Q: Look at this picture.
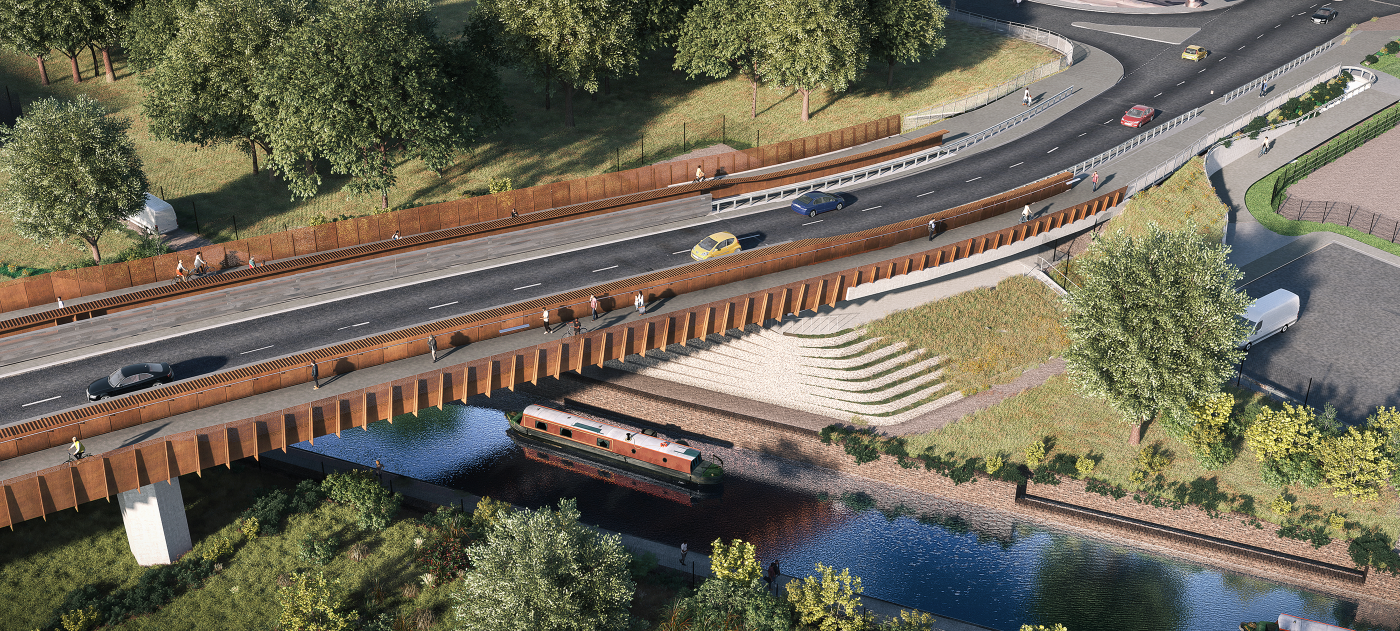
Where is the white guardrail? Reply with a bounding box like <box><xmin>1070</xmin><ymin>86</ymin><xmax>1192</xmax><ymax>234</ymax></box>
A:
<box><xmin>904</xmin><ymin>11</ymin><xmax>1083</xmax><ymax>127</ymax></box>
<box><xmin>712</xmin><ymin>85</ymin><xmax>1076</xmax><ymax>213</ymax></box>
<box><xmin>1223</xmin><ymin>41</ymin><xmax>1336</xmax><ymax>103</ymax></box>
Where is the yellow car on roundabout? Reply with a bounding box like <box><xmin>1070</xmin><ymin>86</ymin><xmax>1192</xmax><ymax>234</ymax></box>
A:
<box><xmin>691</xmin><ymin>231</ymin><xmax>741</xmax><ymax>261</ymax></box>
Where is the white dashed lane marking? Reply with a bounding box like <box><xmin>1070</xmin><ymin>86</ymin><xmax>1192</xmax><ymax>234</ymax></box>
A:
<box><xmin>240</xmin><ymin>345</ymin><xmax>275</xmax><ymax>355</ymax></box>
<box><xmin>513</xmin><ymin>283</ymin><xmax>542</xmax><ymax>290</ymax></box>
<box><xmin>21</xmin><ymin>395</ymin><xmax>61</xmax><ymax>407</ymax></box>
<box><xmin>429</xmin><ymin>301</ymin><xmax>458</xmax><ymax>310</ymax></box>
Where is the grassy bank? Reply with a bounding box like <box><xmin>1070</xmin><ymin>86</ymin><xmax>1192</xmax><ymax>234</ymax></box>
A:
<box><xmin>0</xmin><ymin>9</ymin><xmax>1056</xmax><ymax>270</ymax></box>
<box><xmin>1108</xmin><ymin>157</ymin><xmax>1228</xmax><ymax>240</ymax></box>
<box><xmin>863</xmin><ymin>275</ymin><xmax>1068</xmax><ymax>396</ymax></box>
<box><xmin>1243</xmin><ymin>148</ymin><xmax>1400</xmax><ymax>258</ymax></box>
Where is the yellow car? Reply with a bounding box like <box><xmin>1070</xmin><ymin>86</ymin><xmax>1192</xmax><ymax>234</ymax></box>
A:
<box><xmin>690</xmin><ymin>231</ymin><xmax>741</xmax><ymax>261</ymax></box>
<box><xmin>1182</xmin><ymin>45</ymin><xmax>1208</xmax><ymax>61</ymax></box>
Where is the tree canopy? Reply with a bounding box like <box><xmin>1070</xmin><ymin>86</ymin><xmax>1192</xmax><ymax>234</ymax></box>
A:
<box><xmin>673</xmin><ymin>0</ymin><xmax>764</xmax><ymax>118</ymax></box>
<box><xmin>476</xmin><ymin>0</ymin><xmax>640</xmax><ymax>126</ymax></box>
<box><xmin>252</xmin><ymin>0</ymin><xmax>508</xmax><ymax>207</ymax></box>
<box><xmin>786</xmin><ymin>563</ymin><xmax>873</xmax><ymax>631</ymax></box>
<box><xmin>453</xmin><ymin>499</ymin><xmax>635</xmax><ymax>631</ymax></box>
<box><xmin>122</xmin><ymin>0</ymin><xmax>198</xmax><ymax>72</ymax></box>
<box><xmin>1063</xmin><ymin>223</ymin><xmax>1251</xmax><ymax>445</ymax></box>
<box><xmin>0</xmin><ymin>96</ymin><xmax>148</xmax><ymax>264</ymax></box>
<box><xmin>0</xmin><ymin>0</ymin><xmax>55</xmax><ymax>85</ymax></box>
<box><xmin>867</xmin><ymin>0</ymin><xmax>948</xmax><ymax>86</ymax></box>
<box><xmin>756</xmin><ymin>0</ymin><xmax>869</xmax><ymax>121</ymax></box>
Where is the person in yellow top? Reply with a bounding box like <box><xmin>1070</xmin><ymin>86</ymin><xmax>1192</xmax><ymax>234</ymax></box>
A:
<box><xmin>68</xmin><ymin>436</ymin><xmax>86</xmax><ymax>462</ymax></box>
<box><xmin>694</xmin><ymin>166</ymin><xmax>705</xmax><ymax>182</ymax></box>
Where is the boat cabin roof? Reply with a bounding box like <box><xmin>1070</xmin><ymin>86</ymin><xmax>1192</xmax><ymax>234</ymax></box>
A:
<box><xmin>524</xmin><ymin>405</ymin><xmax>700</xmax><ymax>461</ymax></box>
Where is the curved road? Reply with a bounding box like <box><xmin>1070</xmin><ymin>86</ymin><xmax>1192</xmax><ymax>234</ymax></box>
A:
<box><xmin>2</xmin><ymin>0</ymin><xmax>1387</xmax><ymax>421</ymax></box>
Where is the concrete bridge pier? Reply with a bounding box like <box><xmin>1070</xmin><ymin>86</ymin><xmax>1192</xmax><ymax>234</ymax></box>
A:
<box><xmin>117</xmin><ymin>478</ymin><xmax>192</xmax><ymax>565</ymax></box>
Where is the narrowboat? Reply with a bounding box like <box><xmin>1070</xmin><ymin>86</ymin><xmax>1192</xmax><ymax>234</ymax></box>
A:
<box><xmin>516</xmin><ymin>442</ymin><xmax>713</xmax><ymax>504</ymax></box>
<box><xmin>506</xmin><ymin>404</ymin><xmax>724</xmax><ymax>490</ymax></box>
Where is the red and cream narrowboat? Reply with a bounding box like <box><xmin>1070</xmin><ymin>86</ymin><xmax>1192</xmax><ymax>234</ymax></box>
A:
<box><xmin>506</xmin><ymin>404</ymin><xmax>723</xmax><ymax>489</ymax></box>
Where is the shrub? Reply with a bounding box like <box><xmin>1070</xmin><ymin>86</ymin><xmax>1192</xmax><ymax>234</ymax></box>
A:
<box><xmin>298</xmin><ymin>534</ymin><xmax>340</xmax><ymax>566</ymax></box>
<box><xmin>322</xmin><ymin>470</ymin><xmax>400</xmax><ymax>531</ymax></box>
<box><xmin>1386</xmin><ymin>40</ymin><xmax>1400</xmax><ymax>54</ymax></box>
<box><xmin>238</xmin><ymin>484</ymin><xmax>323</xmax><ymax>536</ymax></box>
<box><xmin>710</xmin><ymin>539</ymin><xmax>762</xmax><ymax>585</ymax></box>
<box><xmin>1349</xmin><ymin>529</ymin><xmax>1400</xmax><ymax>573</ymax></box>
<box><xmin>1271</xmin><ymin>494</ymin><xmax>1294</xmax><ymax>516</ymax></box>
<box><xmin>415</xmin><ymin>535</ymin><xmax>470</xmax><ymax>578</ymax></box>
<box><xmin>277</xmin><ymin>572</ymin><xmax>358</xmax><ymax>631</ymax></box>
<box><xmin>1366</xmin><ymin>54</ymin><xmax>1381</xmax><ymax>65</ymax></box>
<box><xmin>59</xmin><ymin>606</ymin><xmax>100</xmax><ymax>631</ymax></box>
<box><xmin>470</xmin><ymin>496</ymin><xmax>514</xmax><ymax>540</ymax></box>
<box><xmin>241</xmin><ymin>517</ymin><xmax>261</xmax><ymax>539</ymax></box>
<box><xmin>1024</xmin><ymin>441</ymin><xmax>1046</xmax><ymax>467</ymax></box>
<box><xmin>1129</xmin><ymin>445</ymin><xmax>1171</xmax><ymax>485</ymax></box>
<box><xmin>202</xmin><ymin>536</ymin><xmax>236</xmax><ymax>562</ymax></box>
<box><xmin>1075</xmin><ymin>455</ymin><xmax>1097</xmax><ymax>478</ymax></box>
<box><xmin>629</xmin><ymin>550</ymin><xmax>659</xmax><ymax>581</ymax></box>
<box><xmin>347</xmin><ymin>542</ymin><xmax>370</xmax><ymax>561</ymax></box>
<box><xmin>1328</xmin><ymin>513</ymin><xmax>1347</xmax><ymax>531</ymax></box>
<box><xmin>1186</xmin><ymin>394</ymin><xmax>1237</xmax><ymax>470</ymax></box>
<box><xmin>985</xmin><ymin>454</ymin><xmax>1004</xmax><ymax>475</ymax></box>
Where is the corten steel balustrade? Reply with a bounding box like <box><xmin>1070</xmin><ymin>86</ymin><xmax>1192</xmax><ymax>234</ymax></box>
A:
<box><xmin>0</xmin><ymin>183</ymin><xmax>1129</xmax><ymax>527</ymax></box>
<box><xmin>0</xmin><ymin>126</ymin><xmax>945</xmax><ymax>335</ymax></box>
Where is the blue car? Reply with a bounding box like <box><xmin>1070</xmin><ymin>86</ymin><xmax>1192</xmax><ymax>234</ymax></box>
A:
<box><xmin>790</xmin><ymin>191</ymin><xmax>844</xmax><ymax>217</ymax></box>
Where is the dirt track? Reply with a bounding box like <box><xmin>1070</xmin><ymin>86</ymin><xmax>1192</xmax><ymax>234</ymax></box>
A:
<box><xmin>1286</xmin><ymin>113</ymin><xmax>1400</xmax><ymax>222</ymax></box>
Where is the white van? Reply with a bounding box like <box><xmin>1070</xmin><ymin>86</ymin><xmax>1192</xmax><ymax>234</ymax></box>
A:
<box><xmin>1239</xmin><ymin>289</ymin><xmax>1300</xmax><ymax>349</ymax></box>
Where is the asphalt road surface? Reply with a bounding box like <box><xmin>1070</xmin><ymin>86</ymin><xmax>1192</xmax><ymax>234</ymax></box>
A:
<box><xmin>2</xmin><ymin>0</ymin><xmax>1388</xmax><ymax>422</ymax></box>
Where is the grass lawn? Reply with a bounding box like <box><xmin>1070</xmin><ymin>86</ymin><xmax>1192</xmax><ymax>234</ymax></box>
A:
<box><xmin>0</xmin><ymin>10</ymin><xmax>1056</xmax><ymax>270</ymax></box>
<box><xmin>902</xmin><ymin>374</ymin><xmax>1400</xmax><ymax>540</ymax></box>
<box><xmin>864</xmin><ymin>275</ymin><xmax>1068</xmax><ymax>396</ymax></box>
<box><xmin>1241</xmin><ymin>110</ymin><xmax>1400</xmax><ymax>259</ymax></box>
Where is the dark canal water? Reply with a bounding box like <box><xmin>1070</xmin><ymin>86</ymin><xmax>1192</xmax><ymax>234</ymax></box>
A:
<box><xmin>294</xmin><ymin>405</ymin><xmax>1378</xmax><ymax>631</ymax></box>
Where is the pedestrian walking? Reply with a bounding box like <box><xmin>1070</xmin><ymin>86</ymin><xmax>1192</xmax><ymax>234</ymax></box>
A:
<box><xmin>768</xmin><ymin>560</ymin><xmax>780</xmax><ymax>594</ymax></box>
<box><xmin>634</xmin><ymin>292</ymin><xmax>646</xmax><ymax>315</ymax></box>
<box><xmin>248</xmin><ymin>256</ymin><xmax>256</xmax><ymax>269</ymax></box>
<box><xmin>1259</xmin><ymin>136</ymin><xmax>1270</xmax><ymax>157</ymax></box>
<box><xmin>67</xmin><ymin>436</ymin><xmax>85</xmax><ymax>462</ymax></box>
<box><xmin>176</xmin><ymin>259</ymin><xmax>187</xmax><ymax>282</ymax></box>
<box><xmin>1259</xmin><ymin>81</ymin><xmax>1268</xmax><ymax>98</ymax></box>
<box><xmin>192</xmin><ymin>251</ymin><xmax>206</xmax><ymax>275</ymax></box>
<box><xmin>56</xmin><ymin>296</ymin><xmax>64</xmax><ymax>309</ymax></box>
<box><xmin>1021</xmin><ymin>205</ymin><xmax>1031</xmax><ymax>222</ymax></box>
<box><xmin>510</xmin><ymin>208</ymin><xmax>519</xmax><ymax>218</ymax></box>
<box><xmin>589</xmin><ymin>294</ymin><xmax>600</xmax><ymax>320</ymax></box>
<box><xmin>571</xmin><ymin>319</ymin><xmax>582</xmax><ymax>337</ymax></box>
<box><xmin>928</xmin><ymin>218</ymin><xmax>938</xmax><ymax>241</ymax></box>
<box><xmin>429</xmin><ymin>335</ymin><xmax>438</xmax><ymax>363</ymax></box>
<box><xmin>694</xmin><ymin>166</ymin><xmax>705</xmax><ymax>183</ymax></box>
<box><xmin>1023</xmin><ymin>87</ymin><xmax>1032</xmax><ymax>107</ymax></box>
<box><xmin>375</xmin><ymin>459</ymin><xmax>384</xmax><ymax>480</ymax></box>
<box><xmin>542</xmin><ymin>307</ymin><xmax>551</xmax><ymax>334</ymax></box>
<box><xmin>311</xmin><ymin>362</ymin><xmax>319</xmax><ymax>389</ymax></box>
<box><xmin>679</xmin><ymin>542</ymin><xmax>689</xmax><ymax>564</ymax></box>
<box><xmin>1091</xmin><ymin>170</ymin><xmax>1100</xmax><ymax>192</ymax></box>
<box><xmin>392</xmin><ymin>230</ymin><xmax>400</xmax><ymax>240</ymax></box>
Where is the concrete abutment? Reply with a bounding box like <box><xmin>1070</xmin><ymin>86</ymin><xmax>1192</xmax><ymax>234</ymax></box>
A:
<box><xmin>117</xmin><ymin>478</ymin><xmax>192</xmax><ymax>566</ymax></box>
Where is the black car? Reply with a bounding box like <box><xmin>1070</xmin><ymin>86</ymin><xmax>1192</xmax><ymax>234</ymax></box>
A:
<box><xmin>1312</xmin><ymin>7</ymin><xmax>1337</xmax><ymax>23</ymax></box>
<box><xmin>87</xmin><ymin>363</ymin><xmax>174</xmax><ymax>401</ymax></box>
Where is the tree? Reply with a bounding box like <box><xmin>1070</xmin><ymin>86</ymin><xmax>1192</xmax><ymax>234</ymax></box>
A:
<box><xmin>709</xmin><ymin>538</ymin><xmax>762</xmax><ymax>584</ymax></box>
<box><xmin>786</xmin><ymin>563</ymin><xmax>872</xmax><ymax>631</ymax></box>
<box><xmin>277</xmin><ymin>572</ymin><xmax>358</xmax><ymax>631</ymax></box>
<box><xmin>122</xmin><ymin>0</ymin><xmax>197</xmax><ymax>72</ymax></box>
<box><xmin>756</xmin><ymin>0</ymin><xmax>869</xmax><ymax>122</ymax></box>
<box><xmin>253</xmin><ymin>0</ymin><xmax>508</xmax><ymax>208</ymax></box>
<box><xmin>454</xmin><ymin>499</ymin><xmax>635</xmax><ymax>631</ymax></box>
<box><xmin>1317</xmin><ymin>427</ymin><xmax>1396</xmax><ymax>501</ymax></box>
<box><xmin>84</xmin><ymin>0</ymin><xmax>128</xmax><ymax>82</ymax></box>
<box><xmin>0</xmin><ymin>96</ymin><xmax>147</xmax><ymax>264</ymax></box>
<box><xmin>1243</xmin><ymin>403</ymin><xmax>1323</xmax><ymax>487</ymax></box>
<box><xmin>867</xmin><ymin>0</ymin><xmax>948</xmax><ymax>86</ymax></box>
<box><xmin>477</xmin><ymin>0</ymin><xmax>639</xmax><ymax>126</ymax></box>
<box><xmin>678</xmin><ymin>576</ymin><xmax>793</xmax><ymax>631</ymax></box>
<box><xmin>321</xmin><ymin>470</ymin><xmax>401</xmax><ymax>531</ymax></box>
<box><xmin>1063</xmin><ymin>223</ymin><xmax>1251</xmax><ymax>445</ymax></box>
<box><xmin>0</xmin><ymin>0</ymin><xmax>53</xmax><ymax>85</ymax></box>
<box><xmin>140</xmin><ymin>0</ymin><xmax>304</xmax><ymax>175</ymax></box>
<box><xmin>45</xmin><ymin>0</ymin><xmax>101</xmax><ymax>83</ymax></box>
<box><xmin>673</xmin><ymin>0</ymin><xmax>765</xmax><ymax>118</ymax></box>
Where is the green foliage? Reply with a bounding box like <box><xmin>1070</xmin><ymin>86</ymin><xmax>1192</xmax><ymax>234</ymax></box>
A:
<box><xmin>786</xmin><ymin>563</ymin><xmax>872</xmax><ymax>631</ymax></box>
<box><xmin>239</xmin><ymin>480</ymin><xmax>325</xmax><ymax>535</ymax></box>
<box><xmin>886</xmin><ymin>610</ymin><xmax>938</xmax><ymax>631</ymax></box>
<box><xmin>985</xmin><ymin>454</ymin><xmax>1004</xmax><ymax>476</ymax></box>
<box><xmin>201</xmin><ymin>536</ymin><xmax>237</xmax><ymax>562</ymax></box>
<box><xmin>821</xmin><ymin>425</ymin><xmax>981</xmax><ymax>484</ymax></box>
<box><xmin>1367</xmin><ymin>54</ymin><xmax>1382</xmax><ymax>65</ymax></box>
<box><xmin>1085</xmin><ymin>478</ymin><xmax>1127</xmax><ymax>500</ymax></box>
<box><xmin>110</xmin><ymin>231</ymin><xmax>174</xmax><ymax>263</ymax></box>
<box><xmin>1317</xmin><ymin>427</ymin><xmax>1396</xmax><ymax>501</ymax></box>
<box><xmin>298</xmin><ymin>534</ymin><xmax>340</xmax><ymax>566</ymax></box>
<box><xmin>255</xmin><ymin>0</ymin><xmax>508</xmax><ymax>207</ymax></box>
<box><xmin>1129</xmin><ymin>445</ymin><xmax>1172</xmax><ymax>486</ymax></box>
<box><xmin>1385</xmin><ymin>40</ymin><xmax>1400</xmax><ymax>54</ymax></box>
<box><xmin>1024</xmin><ymin>441</ymin><xmax>1047</xmax><ymax>467</ymax></box>
<box><xmin>45</xmin><ymin>557</ymin><xmax>216</xmax><ymax>629</ymax></box>
<box><xmin>1020</xmin><ymin>625</ymin><xmax>1069</xmax><ymax>631</ymax></box>
<box><xmin>277</xmin><ymin>571</ymin><xmax>358</xmax><ymax>631</ymax></box>
<box><xmin>416</xmin><ymin>535</ymin><xmax>471</xmax><ymax>579</ymax></box>
<box><xmin>1271</xmin><ymin>494</ymin><xmax>1294</xmax><ymax>516</ymax></box>
<box><xmin>471</xmin><ymin>496</ymin><xmax>515</xmax><ymax>540</ymax></box>
<box><xmin>1075</xmin><ymin>455</ymin><xmax>1097</xmax><ymax>479</ymax></box>
<box><xmin>453</xmin><ymin>499</ymin><xmax>635</xmax><ymax>631</ymax></box>
<box><xmin>628</xmin><ymin>550</ymin><xmax>659</xmax><ymax>581</ymax></box>
<box><xmin>710</xmin><ymin>538</ymin><xmax>762</xmax><ymax>585</ymax></box>
<box><xmin>58</xmin><ymin>606</ymin><xmax>100</xmax><ymax>631</ymax></box>
<box><xmin>0</xmin><ymin>96</ymin><xmax>149</xmax><ymax>264</ymax></box>
<box><xmin>1064</xmin><ymin>223</ymin><xmax>1250</xmax><ymax>440</ymax></box>
<box><xmin>674</xmin><ymin>577</ymin><xmax>794</xmax><ymax>631</ymax></box>
<box><xmin>1276</xmin><ymin>522</ymin><xmax>1332</xmax><ymax>549</ymax></box>
<box><xmin>674</xmin><ymin>0</ymin><xmax>765</xmax><ymax>114</ymax></box>
<box><xmin>489</xmin><ymin>176</ymin><xmax>515</xmax><ymax>196</ymax></box>
<box><xmin>867</xmin><ymin>0</ymin><xmax>948</xmax><ymax>84</ymax></box>
<box><xmin>0</xmin><ymin>0</ymin><xmax>56</xmax><ymax>60</ymax></box>
<box><xmin>1245</xmin><ymin>403</ymin><xmax>1324</xmax><ymax>488</ymax></box>
<box><xmin>322</xmin><ymin>470</ymin><xmax>401</xmax><ymax>532</ymax></box>
<box><xmin>756</xmin><ymin>0</ymin><xmax>869</xmax><ymax>121</ymax></box>
<box><xmin>1349</xmin><ymin>529</ymin><xmax>1400</xmax><ymax>573</ymax></box>
<box><xmin>1185</xmin><ymin>393</ymin><xmax>1237</xmax><ymax>470</ymax></box>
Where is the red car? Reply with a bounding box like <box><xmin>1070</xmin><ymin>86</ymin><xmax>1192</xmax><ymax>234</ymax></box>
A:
<box><xmin>1121</xmin><ymin>105</ymin><xmax>1156</xmax><ymax>128</ymax></box>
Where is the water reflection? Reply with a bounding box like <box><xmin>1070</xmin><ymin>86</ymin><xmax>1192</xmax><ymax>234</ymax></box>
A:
<box><xmin>295</xmin><ymin>405</ymin><xmax>1371</xmax><ymax>631</ymax></box>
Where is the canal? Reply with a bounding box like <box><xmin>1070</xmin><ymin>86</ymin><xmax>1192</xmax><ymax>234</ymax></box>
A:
<box><xmin>294</xmin><ymin>404</ymin><xmax>1377</xmax><ymax>631</ymax></box>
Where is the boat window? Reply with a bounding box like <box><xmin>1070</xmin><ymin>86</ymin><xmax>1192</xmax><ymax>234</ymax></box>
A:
<box><xmin>599</xmin><ymin>470</ymin><xmax>612</xmax><ymax>478</ymax></box>
<box><xmin>535</xmin><ymin>421</ymin><xmax>548</xmax><ymax>430</ymax></box>
<box><xmin>662</xmin><ymin>457</ymin><xmax>668</xmax><ymax>463</ymax></box>
<box><xmin>597</xmin><ymin>438</ymin><xmax>610</xmax><ymax>449</ymax></box>
<box><xmin>560</xmin><ymin>428</ymin><xmax>573</xmax><ymax>438</ymax></box>
<box><xmin>631</xmin><ymin>448</ymin><xmax>636</xmax><ymax>454</ymax></box>
<box><xmin>537</xmin><ymin>453</ymin><xmax>549</xmax><ymax>460</ymax></box>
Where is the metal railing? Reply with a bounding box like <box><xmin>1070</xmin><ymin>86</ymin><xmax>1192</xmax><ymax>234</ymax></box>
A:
<box><xmin>1270</xmin><ymin>98</ymin><xmax>1400</xmax><ymax>209</ymax></box>
<box><xmin>1223</xmin><ymin>41</ymin><xmax>1336</xmax><ymax>103</ymax></box>
<box><xmin>715</xmin><ymin>85</ymin><xmax>1076</xmax><ymax>213</ymax></box>
<box><xmin>1126</xmin><ymin>63</ymin><xmax>1371</xmax><ymax>196</ymax></box>
<box><xmin>1069</xmin><ymin>106</ymin><xmax>1207</xmax><ymax>177</ymax></box>
<box><xmin>904</xmin><ymin>11</ymin><xmax>1082</xmax><ymax>127</ymax></box>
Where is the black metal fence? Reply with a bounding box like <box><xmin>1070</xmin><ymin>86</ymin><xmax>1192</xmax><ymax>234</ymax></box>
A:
<box><xmin>1277</xmin><ymin>196</ymin><xmax>1400</xmax><ymax>244</ymax></box>
<box><xmin>1269</xmin><ymin>103</ymin><xmax>1400</xmax><ymax>209</ymax></box>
